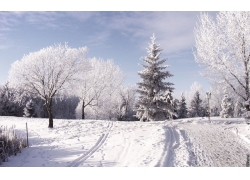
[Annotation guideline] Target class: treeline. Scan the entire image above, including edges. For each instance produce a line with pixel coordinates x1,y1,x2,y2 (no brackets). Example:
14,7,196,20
0,82,137,121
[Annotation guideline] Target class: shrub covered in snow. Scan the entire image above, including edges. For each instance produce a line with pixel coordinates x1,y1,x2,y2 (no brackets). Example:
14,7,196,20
0,125,27,164
220,94,234,118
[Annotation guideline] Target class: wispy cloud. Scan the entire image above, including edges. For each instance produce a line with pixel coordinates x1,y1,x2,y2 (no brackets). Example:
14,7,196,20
0,11,217,52
0,11,69,49
81,11,217,55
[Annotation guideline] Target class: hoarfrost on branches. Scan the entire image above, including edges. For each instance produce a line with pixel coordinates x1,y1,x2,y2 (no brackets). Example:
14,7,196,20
8,43,90,128
194,12,250,101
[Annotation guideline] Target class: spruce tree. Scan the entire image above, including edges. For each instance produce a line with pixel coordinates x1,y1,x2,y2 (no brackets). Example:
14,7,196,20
136,34,175,121
177,93,188,119
234,100,243,118
188,91,204,117
220,94,234,118
23,99,37,118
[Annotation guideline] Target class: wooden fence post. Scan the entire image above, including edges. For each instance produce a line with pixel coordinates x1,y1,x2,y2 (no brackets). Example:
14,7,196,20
26,122,29,148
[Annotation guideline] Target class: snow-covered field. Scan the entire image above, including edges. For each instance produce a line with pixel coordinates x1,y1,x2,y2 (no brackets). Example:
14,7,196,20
1,116,250,168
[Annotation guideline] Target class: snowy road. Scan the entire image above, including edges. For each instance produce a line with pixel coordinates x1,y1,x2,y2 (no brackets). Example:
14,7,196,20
1,116,250,167
178,122,250,166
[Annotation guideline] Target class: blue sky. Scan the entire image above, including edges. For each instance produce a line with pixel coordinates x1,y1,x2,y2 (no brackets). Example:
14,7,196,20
0,10,218,97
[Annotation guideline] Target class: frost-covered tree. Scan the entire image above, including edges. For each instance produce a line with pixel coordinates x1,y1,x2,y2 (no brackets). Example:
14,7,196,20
52,95,79,119
194,12,250,101
23,99,37,117
234,100,244,117
112,86,137,121
163,90,176,119
220,94,234,118
8,43,90,128
136,34,175,121
177,93,188,119
188,91,204,117
73,58,124,119
0,82,23,116
185,81,205,107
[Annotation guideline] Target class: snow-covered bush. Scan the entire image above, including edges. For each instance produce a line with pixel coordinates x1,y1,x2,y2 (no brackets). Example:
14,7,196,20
220,94,234,118
0,125,27,164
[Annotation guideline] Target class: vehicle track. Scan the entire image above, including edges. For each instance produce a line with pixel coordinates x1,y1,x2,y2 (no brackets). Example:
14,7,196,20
116,126,135,167
156,124,197,167
155,125,175,167
67,120,113,167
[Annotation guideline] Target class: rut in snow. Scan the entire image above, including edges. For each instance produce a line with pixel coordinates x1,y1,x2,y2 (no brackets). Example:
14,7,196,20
155,123,197,167
67,121,113,167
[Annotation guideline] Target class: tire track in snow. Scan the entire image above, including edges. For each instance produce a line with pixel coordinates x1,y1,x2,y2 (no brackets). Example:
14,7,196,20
155,125,175,167
156,124,197,167
116,126,136,167
67,121,113,167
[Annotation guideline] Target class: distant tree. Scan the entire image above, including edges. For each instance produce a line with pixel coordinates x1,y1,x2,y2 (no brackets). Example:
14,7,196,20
114,86,137,121
136,34,175,121
210,106,220,117
177,93,188,119
8,43,90,128
73,58,124,120
0,82,22,116
220,94,234,118
234,100,244,118
188,91,204,117
23,99,37,117
52,95,79,119
185,81,205,107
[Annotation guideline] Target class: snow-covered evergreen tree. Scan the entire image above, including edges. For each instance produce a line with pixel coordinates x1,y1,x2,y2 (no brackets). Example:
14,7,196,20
220,94,234,118
177,93,188,119
234,100,243,118
188,91,204,117
136,34,175,121
23,99,37,118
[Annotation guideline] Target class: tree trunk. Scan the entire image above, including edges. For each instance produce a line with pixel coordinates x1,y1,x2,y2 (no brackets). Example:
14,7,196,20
46,98,53,128
82,101,85,119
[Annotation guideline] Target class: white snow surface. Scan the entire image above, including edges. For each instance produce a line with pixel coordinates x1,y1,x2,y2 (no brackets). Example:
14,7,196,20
1,116,250,167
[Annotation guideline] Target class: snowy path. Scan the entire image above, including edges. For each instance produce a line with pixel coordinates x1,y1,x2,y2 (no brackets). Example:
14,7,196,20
1,116,250,167
177,119,250,167
77,121,196,167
